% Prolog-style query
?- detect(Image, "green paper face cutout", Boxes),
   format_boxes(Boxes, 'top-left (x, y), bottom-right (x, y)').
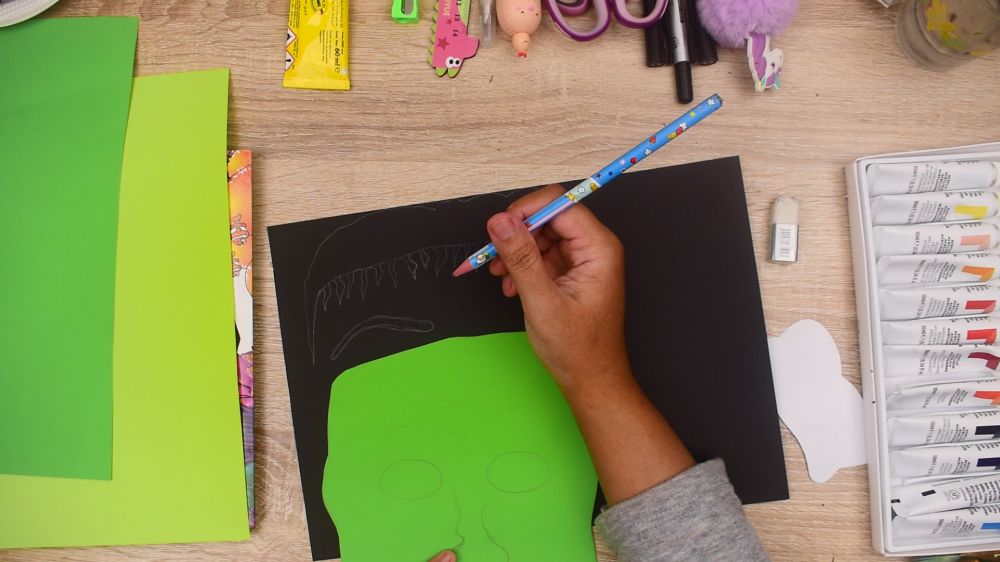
top-left (324, 333), bottom-right (598, 562)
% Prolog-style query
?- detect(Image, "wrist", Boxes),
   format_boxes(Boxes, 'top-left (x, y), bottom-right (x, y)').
top-left (553, 353), bottom-right (635, 399)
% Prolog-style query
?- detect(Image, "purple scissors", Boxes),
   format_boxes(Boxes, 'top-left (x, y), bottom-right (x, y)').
top-left (546, 0), bottom-right (668, 41)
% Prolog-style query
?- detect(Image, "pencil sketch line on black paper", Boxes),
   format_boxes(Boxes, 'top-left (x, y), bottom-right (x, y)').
top-left (329, 316), bottom-right (435, 361)
top-left (300, 191), bottom-right (527, 364)
top-left (306, 241), bottom-right (479, 363)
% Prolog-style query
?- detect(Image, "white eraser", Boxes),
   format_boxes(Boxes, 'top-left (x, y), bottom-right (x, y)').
top-left (771, 195), bottom-right (799, 263)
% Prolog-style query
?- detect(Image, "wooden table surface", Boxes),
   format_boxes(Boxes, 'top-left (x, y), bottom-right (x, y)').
top-left (6, 0), bottom-right (1000, 560)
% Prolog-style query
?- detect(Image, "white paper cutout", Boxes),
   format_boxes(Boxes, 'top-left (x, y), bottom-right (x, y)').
top-left (768, 319), bottom-right (867, 483)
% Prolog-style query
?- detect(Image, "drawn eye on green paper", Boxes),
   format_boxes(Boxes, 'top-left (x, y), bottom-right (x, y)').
top-left (380, 459), bottom-right (444, 501)
top-left (487, 451), bottom-right (550, 493)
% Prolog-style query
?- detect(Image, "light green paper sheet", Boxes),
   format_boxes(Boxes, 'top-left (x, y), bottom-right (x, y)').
top-left (325, 333), bottom-right (598, 562)
top-left (0, 69), bottom-right (249, 549)
top-left (0, 16), bottom-right (138, 480)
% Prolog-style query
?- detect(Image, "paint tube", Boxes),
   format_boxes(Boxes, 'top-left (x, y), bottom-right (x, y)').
top-left (890, 441), bottom-right (1000, 477)
top-left (893, 505), bottom-right (1000, 538)
top-left (883, 345), bottom-right (1000, 378)
top-left (889, 410), bottom-right (1000, 447)
top-left (874, 219), bottom-right (1000, 257)
top-left (880, 284), bottom-right (1000, 321)
top-left (886, 376), bottom-right (992, 395)
top-left (890, 473), bottom-right (1000, 516)
top-left (887, 380), bottom-right (1000, 412)
top-left (882, 316), bottom-right (1000, 346)
top-left (870, 191), bottom-right (1000, 226)
top-left (283, 0), bottom-right (351, 90)
top-left (877, 253), bottom-right (1000, 286)
top-left (867, 161), bottom-right (1000, 196)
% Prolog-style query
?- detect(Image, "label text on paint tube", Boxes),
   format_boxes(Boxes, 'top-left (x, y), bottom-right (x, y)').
top-left (891, 473), bottom-right (1000, 516)
top-left (889, 410), bottom-right (1000, 447)
top-left (877, 253), bottom-right (1000, 286)
top-left (887, 380), bottom-right (1000, 411)
top-left (871, 191), bottom-right (1000, 226)
top-left (890, 440), bottom-right (1000, 477)
top-left (283, 0), bottom-right (351, 90)
top-left (882, 316), bottom-right (1000, 345)
top-left (883, 345), bottom-right (1000, 378)
top-left (867, 161), bottom-right (1000, 196)
top-left (880, 284), bottom-right (1000, 321)
top-left (893, 505), bottom-right (1000, 538)
top-left (874, 221), bottom-right (1000, 257)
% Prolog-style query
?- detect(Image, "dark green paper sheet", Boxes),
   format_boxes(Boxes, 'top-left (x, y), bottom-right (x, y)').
top-left (0, 16), bottom-right (138, 480)
top-left (325, 333), bottom-right (598, 562)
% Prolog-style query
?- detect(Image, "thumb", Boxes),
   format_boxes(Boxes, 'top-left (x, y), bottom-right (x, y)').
top-left (487, 213), bottom-right (559, 308)
top-left (428, 550), bottom-right (457, 562)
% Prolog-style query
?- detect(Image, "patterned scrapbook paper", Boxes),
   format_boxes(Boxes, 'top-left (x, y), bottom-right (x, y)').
top-left (227, 149), bottom-right (255, 528)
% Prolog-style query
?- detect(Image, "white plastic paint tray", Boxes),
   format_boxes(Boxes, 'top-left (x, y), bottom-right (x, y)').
top-left (847, 141), bottom-right (1000, 555)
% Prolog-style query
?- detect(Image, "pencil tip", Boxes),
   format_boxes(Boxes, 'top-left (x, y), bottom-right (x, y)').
top-left (452, 261), bottom-right (474, 277)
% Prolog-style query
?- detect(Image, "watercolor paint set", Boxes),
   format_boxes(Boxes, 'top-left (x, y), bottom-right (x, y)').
top-left (847, 141), bottom-right (1000, 555)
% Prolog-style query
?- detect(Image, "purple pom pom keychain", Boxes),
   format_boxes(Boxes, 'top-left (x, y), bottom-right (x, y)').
top-left (696, 0), bottom-right (798, 92)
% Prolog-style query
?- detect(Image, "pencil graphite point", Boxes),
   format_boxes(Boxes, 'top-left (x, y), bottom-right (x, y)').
top-left (452, 260), bottom-right (474, 277)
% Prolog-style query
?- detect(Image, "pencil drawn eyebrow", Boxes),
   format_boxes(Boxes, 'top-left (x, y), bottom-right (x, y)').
top-left (329, 316), bottom-right (435, 361)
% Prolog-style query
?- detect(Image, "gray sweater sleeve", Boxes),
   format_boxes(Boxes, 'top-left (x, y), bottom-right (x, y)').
top-left (594, 459), bottom-right (770, 562)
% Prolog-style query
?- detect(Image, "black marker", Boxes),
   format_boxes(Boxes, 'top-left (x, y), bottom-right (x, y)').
top-left (643, 0), bottom-right (667, 67)
top-left (685, 0), bottom-right (718, 65)
top-left (667, 0), bottom-right (693, 103)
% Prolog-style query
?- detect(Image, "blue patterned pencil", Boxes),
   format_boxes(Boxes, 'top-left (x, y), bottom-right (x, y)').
top-left (453, 94), bottom-right (723, 277)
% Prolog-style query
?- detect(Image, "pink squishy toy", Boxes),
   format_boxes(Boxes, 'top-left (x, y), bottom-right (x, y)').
top-left (497, 0), bottom-right (543, 57)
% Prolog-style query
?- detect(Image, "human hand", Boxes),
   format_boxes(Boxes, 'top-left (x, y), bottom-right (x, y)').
top-left (427, 550), bottom-right (456, 562)
top-left (485, 186), bottom-right (695, 508)
top-left (486, 185), bottom-right (630, 387)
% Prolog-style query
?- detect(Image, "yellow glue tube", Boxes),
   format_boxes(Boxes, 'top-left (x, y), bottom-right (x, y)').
top-left (284, 0), bottom-right (350, 91)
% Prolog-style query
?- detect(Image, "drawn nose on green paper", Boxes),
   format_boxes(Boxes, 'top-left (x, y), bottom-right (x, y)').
top-left (450, 484), bottom-right (511, 562)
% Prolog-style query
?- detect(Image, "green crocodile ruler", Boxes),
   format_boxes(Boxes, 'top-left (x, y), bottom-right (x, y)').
top-left (427, 0), bottom-right (479, 77)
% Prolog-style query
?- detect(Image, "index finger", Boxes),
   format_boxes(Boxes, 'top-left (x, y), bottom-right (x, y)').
top-left (505, 185), bottom-right (568, 222)
top-left (506, 184), bottom-right (609, 244)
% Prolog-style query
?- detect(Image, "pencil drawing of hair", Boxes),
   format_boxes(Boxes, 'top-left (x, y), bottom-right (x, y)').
top-left (316, 243), bottom-right (481, 308)
top-left (302, 205), bottom-right (482, 364)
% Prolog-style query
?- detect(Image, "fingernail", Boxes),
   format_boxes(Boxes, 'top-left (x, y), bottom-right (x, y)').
top-left (488, 215), bottom-right (516, 242)
top-left (438, 552), bottom-right (456, 562)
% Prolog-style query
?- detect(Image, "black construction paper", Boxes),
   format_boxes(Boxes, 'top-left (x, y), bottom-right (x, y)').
top-left (268, 157), bottom-right (788, 561)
